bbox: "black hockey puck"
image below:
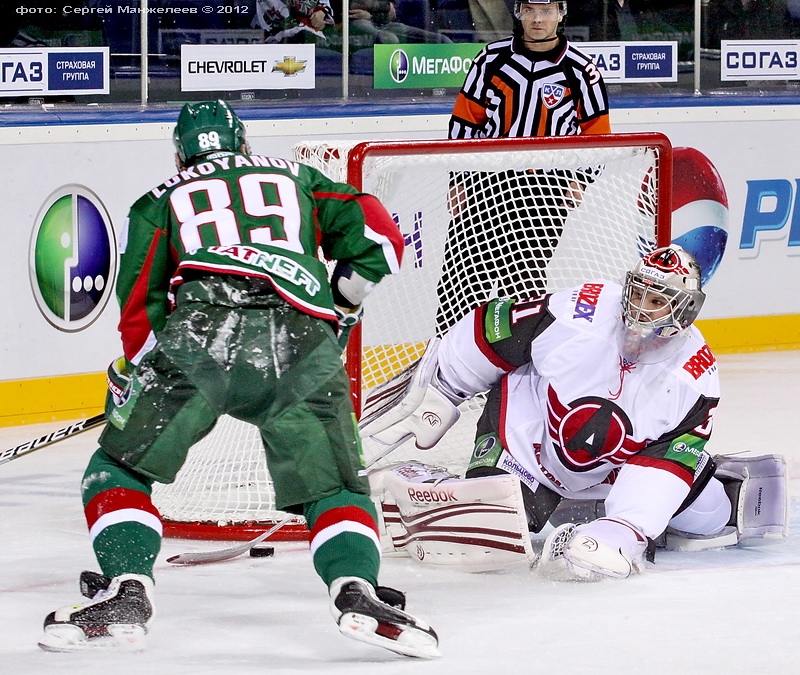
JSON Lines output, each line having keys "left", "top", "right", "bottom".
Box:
{"left": 250, "top": 545, "right": 275, "bottom": 558}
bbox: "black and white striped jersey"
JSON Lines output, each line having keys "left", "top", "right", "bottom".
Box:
{"left": 449, "top": 35, "right": 611, "bottom": 139}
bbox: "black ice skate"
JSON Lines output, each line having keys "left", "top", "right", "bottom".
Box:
{"left": 38, "top": 572, "right": 155, "bottom": 652}
{"left": 330, "top": 577, "right": 440, "bottom": 659}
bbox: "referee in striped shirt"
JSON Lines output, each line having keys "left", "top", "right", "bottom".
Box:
{"left": 436, "top": 0, "right": 611, "bottom": 334}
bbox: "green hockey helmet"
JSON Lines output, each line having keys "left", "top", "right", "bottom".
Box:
{"left": 173, "top": 100, "right": 248, "bottom": 166}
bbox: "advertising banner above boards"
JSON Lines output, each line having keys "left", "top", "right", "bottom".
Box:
{"left": 180, "top": 44, "right": 316, "bottom": 91}
{"left": 374, "top": 43, "right": 484, "bottom": 89}
{"left": 373, "top": 42, "right": 677, "bottom": 89}
{"left": 721, "top": 40, "right": 800, "bottom": 81}
{"left": 577, "top": 42, "right": 677, "bottom": 83}
{"left": 0, "top": 47, "right": 109, "bottom": 97}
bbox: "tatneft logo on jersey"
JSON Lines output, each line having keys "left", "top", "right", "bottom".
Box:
{"left": 29, "top": 185, "right": 116, "bottom": 332}
{"left": 209, "top": 245, "right": 321, "bottom": 295}
{"left": 542, "top": 83, "right": 566, "bottom": 108}
{"left": 572, "top": 282, "right": 603, "bottom": 322}
{"left": 389, "top": 49, "right": 410, "bottom": 83}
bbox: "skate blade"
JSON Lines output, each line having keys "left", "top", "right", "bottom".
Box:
{"left": 338, "top": 612, "right": 440, "bottom": 659}
{"left": 38, "top": 623, "right": 147, "bottom": 652}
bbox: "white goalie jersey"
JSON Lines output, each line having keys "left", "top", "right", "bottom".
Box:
{"left": 436, "top": 281, "right": 721, "bottom": 534}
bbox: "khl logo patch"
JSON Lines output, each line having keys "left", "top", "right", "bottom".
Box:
{"left": 542, "top": 83, "right": 566, "bottom": 108}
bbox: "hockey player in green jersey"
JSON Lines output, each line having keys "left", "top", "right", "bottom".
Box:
{"left": 39, "top": 100, "right": 439, "bottom": 659}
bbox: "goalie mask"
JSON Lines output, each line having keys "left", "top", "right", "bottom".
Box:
{"left": 173, "top": 100, "right": 249, "bottom": 168}
{"left": 618, "top": 245, "right": 706, "bottom": 364}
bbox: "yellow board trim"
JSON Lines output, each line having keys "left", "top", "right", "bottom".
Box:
{"left": 0, "top": 373, "right": 105, "bottom": 427}
{"left": 696, "top": 313, "right": 800, "bottom": 354}
{"left": 1, "top": 313, "right": 798, "bottom": 428}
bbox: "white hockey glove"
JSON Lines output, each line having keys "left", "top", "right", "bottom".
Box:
{"left": 359, "top": 338, "right": 464, "bottom": 454}
{"left": 331, "top": 262, "right": 375, "bottom": 309}
{"left": 665, "top": 453, "right": 788, "bottom": 550}
{"left": 537, "top": 518, "right": 647, "bottom": 582}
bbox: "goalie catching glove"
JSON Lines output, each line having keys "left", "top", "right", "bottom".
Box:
{"left": 359, "top": 338, "right": 465, "bottom": 453}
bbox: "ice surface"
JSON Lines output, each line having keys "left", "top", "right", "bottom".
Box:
{"left": 2, "top": 351, "right": 799, "bottom": 674}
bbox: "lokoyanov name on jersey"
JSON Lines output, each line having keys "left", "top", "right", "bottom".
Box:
{"left": 209, "top": 244, "right": 321, "bottom": 295}
{"left": 150, "top": 155, "right": 301, "bottom": 198}
{"left": 683, "top": 344, "right": 717, "bottom": 380}
{"left": 572, "top": 282, "right": 604, "bottom": 322}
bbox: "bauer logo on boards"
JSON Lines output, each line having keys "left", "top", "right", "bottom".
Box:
{"left": 28, "top": 185, "right": 116, "bottom": 332}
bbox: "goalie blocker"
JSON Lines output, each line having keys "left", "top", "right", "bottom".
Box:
{"left": 359, "top": 339, "right": 463, "bottom": 454}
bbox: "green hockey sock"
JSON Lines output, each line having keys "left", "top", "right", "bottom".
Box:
{"left": 305, "top": 490, "right": 381, "bottom": 588}
{"left": 82, "top": 449, "right": 162, "bottom": 579}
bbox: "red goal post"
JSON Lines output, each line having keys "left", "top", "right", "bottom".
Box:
{"left": 151, "top": 132, "right": 673, "bottom": 541}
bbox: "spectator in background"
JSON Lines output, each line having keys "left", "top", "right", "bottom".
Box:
{"left": 252, "top": 0, "right": 334, "bottom": 44}
{"left": 567, "top": 0, "right": 644, "bottom": 41}
{"left": 705, "top": 0, "right": 798, "bottom": 46}
{"left": 350, "top": 0, "right": 453, "bottom": 44}
{"left": 394, "top": 0, "right": 513, "bottom": 42}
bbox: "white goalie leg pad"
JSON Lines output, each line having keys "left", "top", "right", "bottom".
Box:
{"left": 372, "top": 462, "right": 535, "bottom": 572}
{"left": 358, "top": 338, "right": 462, "bottom": 450}
{"left": 537, "top": 518, "right": 647, "bottom": 582}
{"left": 369, "top": 461, "right": 460, "bottom": 555}
{"left": 666, "top": 453, "right": 788, "bottom": 550}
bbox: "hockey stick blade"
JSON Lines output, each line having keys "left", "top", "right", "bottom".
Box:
{"left": 0, "top": 413, "right": 106, "bottom": 467}
{"left": 166, "top": 514, "right": 297, "bottom": 566}
{"left": 167, "top": 436, "right": 411, "bottom": 565}
{"left": 358, "top": 434, "right": 413, "bottom": 476}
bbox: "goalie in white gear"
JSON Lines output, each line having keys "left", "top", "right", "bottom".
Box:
{"left": 361, "top": 245, "right": 787, "bottom": 579}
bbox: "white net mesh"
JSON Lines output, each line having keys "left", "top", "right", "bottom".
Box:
{"left": 151, "top": 135, "right": 668, "bottom": 536}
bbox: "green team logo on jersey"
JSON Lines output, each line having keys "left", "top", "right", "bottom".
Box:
{"left": 485, "top": 299, "right": 513, "bottom": 343}
{"left": 665, "top": 439, "right": 703, "bottom": 470}
{"left": 29, "top": 185, "right": 116, "bottom": 332}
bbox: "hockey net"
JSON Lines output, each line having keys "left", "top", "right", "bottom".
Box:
{"left": 151, "top": 134, "right": 672, "bottom": 540}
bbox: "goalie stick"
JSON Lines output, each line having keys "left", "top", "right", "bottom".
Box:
{"left": 0, "top": 413, "right": 106, "bottom": 467}
{"left": 167, "top": 438, "right": 414, "bottom": 566}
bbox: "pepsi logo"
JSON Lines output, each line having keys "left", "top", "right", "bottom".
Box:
{"left": 670, "top": 147, "right": 729, "bottom": 285}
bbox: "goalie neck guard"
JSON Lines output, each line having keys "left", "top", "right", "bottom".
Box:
{"left": 619, "top": 245, "right": 706, "bottom": 364}
{"left": 173, "top": 100, "right": 249, "bottom": 168}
